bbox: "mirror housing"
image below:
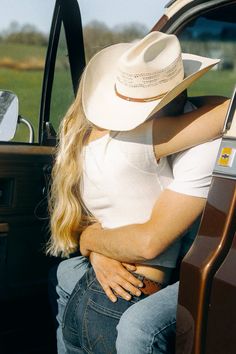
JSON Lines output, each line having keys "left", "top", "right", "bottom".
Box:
{"left": 0, "top": 90, "right": 19, "bottom": 141}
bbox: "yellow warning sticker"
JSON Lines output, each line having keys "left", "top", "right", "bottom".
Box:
{"left": 218, "top": 147, "right": 236, "bottom": 167}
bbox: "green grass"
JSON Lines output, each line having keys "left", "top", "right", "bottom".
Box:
{"left": 50, "top": 68, "right": 75, "bottom": 132}
{"left": 188, "top": 70, "right": 235, "bottom": 98}
{"left": 1, "top": 66, "right": 235, "bottom": 143}
{"left": 1, "top": 41, "right": 234, "bottom": 143}
{"left": 0, "top": 43, "right": 46, "bottom": 61}
{"left": 0, "top": 42, "right": 73, "bottom": 142}
{"left": 0, "top": 68, "right": 43, "bottom": 141}
{"left": 0, "top": 67, "right": 74, "bottom": 142}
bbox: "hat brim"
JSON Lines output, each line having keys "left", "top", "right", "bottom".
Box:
{"left": 82, "top": 43, "right": 219, "bottom": 131}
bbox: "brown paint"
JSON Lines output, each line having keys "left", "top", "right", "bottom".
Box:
{"left": 177, "top": 177, "right": 236, "bottom": 354}
{"left": 151, "top": 15, "right": 169, "bottom": 31}
{"left": 205, "top": 232, "right": 236, "bottom": 354}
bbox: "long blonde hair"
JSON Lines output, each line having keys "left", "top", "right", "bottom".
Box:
{"left": 47, "top": 77, "right": 93, "bottom": 257}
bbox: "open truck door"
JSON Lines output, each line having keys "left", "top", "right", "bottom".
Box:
{"left": 0, "top": 1, "right": 85, "bottom": 353}
{"left": 176, "top": 87, "right": 236, "bottom": 354}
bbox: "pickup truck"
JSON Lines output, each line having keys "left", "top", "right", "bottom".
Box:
{"left": 0, "top": 1, "right": 235, "bottom": 353}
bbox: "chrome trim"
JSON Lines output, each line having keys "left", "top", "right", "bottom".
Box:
{"left": 18, "top": 116, "right": 35, "bottom": 144}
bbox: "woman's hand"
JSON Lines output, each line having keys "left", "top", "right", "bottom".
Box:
{"left": 89, "top": 252, "right": 143, "bottom": 302}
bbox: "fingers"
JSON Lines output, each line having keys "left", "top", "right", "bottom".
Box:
{"left": 102, "top": 283, "right": 118, "bottom": 303}
{"left": 97, "top": 276, "right": 135, "bottom": 302}
{"left": 113, "top": 277, "right": 142, "bottom": 298}
{"left": 110, "top": 283, "right": 133, "bottom": 301}
{"left": 91, "top": 254, "right": 143, "bottom": 302}
{"left": 121, "top": 270, "right": 143, "bottom": 289}
{"left": 122, "top": 262, "right": 136, "bottom": 272}
{"left": 110, "top": 267, "right": 143, "bottom": 299}
{"left": 98, "top": 282, "right": 140, "bottom": 303}
{"left": 96, "top": 273, "right": 142, "bottom": 302}
{"left": 95, "top": 272, "right": 118, "bottom": 302}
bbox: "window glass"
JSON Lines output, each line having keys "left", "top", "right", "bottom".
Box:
{"left": 78, "top": 0, "right": 169, "bottom": 61}
{"left": 178, "top": 3, "right": 236, "bottom": 98}
{"left": 0, "top": 0, "right": 55, "bottom": 143}
{"left": 50, "top": 23, "right": 75, "bottom": 133}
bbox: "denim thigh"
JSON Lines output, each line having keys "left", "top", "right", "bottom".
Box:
{"left": 62, "top": 266, "right": 145, "bottom": 354}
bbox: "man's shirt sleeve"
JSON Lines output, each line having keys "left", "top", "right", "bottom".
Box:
{"left": 167, "top": 138, "right": 221, "bottom": 198}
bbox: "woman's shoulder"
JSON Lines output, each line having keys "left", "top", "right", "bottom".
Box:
{"left": 115, "top": 119, "right": 153, "bottom": 145}
{"left": 111, "top": 120, "right": 158, "bottom": 173}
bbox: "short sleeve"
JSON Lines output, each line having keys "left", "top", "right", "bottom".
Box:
{"left": 167, "top": 139, "right": 221, "bottom": 198}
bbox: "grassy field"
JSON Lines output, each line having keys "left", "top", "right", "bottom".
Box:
{"left": 0, "top": 43, "right": 46, "bottom": 61}
{"left": 0, "top": 66, "right": 73, "bottom": 143}
{"left": 0, "top": 67, "right": 43, "bottom": 141}
{"left": 0, "top": 42, "right": 72, "bottom": 142}
{"left": 188, "top": 70, "right": 235, "bottom": 98}
{"left": 0, "top": 42, "right": 235, "bottom": 143}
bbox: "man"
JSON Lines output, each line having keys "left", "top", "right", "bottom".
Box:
{"left": 50, "top": 31, "right": 228, "bottom": 354}
{"left": 53, "top": 99, "right": 228, "bottom": 354}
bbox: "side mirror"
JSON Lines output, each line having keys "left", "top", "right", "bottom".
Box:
{"left": 0, "top": 90, "right": 19, "bottom": 141}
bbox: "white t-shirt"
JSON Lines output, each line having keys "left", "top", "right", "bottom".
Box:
{"left": 168, "top": 139, "right": 220, "bottom": 198}
{"left": 81, "top": 116, "right": 221, "bottom": 267}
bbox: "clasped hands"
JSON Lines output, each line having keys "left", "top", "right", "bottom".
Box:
{"left": 80, "top": 223, "right": 143, "bottom": 302}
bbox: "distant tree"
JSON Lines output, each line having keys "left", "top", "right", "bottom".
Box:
{"left": 83, "top": 20, "right": 114, "bottom": 59}
{"left": 3, "top": 21, "right": 48, "bottom": 46}
{"left": 6, "top": 32, "right": 47, "bottom": 46}
{"left": 21, "top": 24, "right": 37, "bottom": 33}
{"left": 113, "top": 22, "right": 147, "bottom": 41}
{"left": 84, "top": 21, "right": 148, "bottom": 61}
{"left": 7, "top": 21, "right": 21, "bottom": 34}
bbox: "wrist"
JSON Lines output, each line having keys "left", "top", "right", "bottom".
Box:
{"left": 80, "top": 230, "right": 91, "bottom": 257}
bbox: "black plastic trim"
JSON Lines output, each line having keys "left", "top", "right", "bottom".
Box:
{"left": 60, "top": 0, "right": 86, "bottom": 94}
{"left": 39, "top": 0, "right": 85, "bottom": 145}
{"left": 39, "top": 0, "right": 62, "bottom": 145}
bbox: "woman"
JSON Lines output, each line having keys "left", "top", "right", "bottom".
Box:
{"left": 48, "top": 31, "right": 228, "bottom": 353}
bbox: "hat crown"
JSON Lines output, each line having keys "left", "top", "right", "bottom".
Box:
{"left": 82, "top": 30, "right": 219, "bottom": 131}
{"left": 116, "top": 32, "right": 184, "bottom": 100}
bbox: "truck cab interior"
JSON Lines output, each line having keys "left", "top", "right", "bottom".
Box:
{"left": 0, "top": 1, "right": 235, "bottom": 353}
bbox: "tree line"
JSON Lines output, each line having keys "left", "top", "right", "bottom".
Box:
{"left": 0, "top": 20, "right": 147, "bottom": 51}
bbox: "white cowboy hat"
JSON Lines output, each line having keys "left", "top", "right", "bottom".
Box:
{"left": 82, "top": 31, "right": 219, "bottom": 131}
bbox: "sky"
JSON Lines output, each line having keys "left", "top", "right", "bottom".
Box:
{"left": 0, "top": 0, "right": 169, "bottom": 34}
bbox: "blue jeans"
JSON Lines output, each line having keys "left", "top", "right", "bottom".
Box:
{"left": 61, "top": 265, "right": 179, "bottom": 354}
{"left": 62, "top": 266, "right": 151, "bottom": 353}
{"left": 49, "top": 256, "right": 90, "bottom": 354}
{"left": 49, "top": 224, "right": 199, "bottom": 353}
{"left": 51, "top": 256, "right": 179, "bottom": 354}
{"left": 116, "top": 281, "right": 179, "bottom": 354}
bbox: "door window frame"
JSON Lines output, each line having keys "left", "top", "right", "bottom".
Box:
{"left": 39, "top": 0, "right": 85, "bottom": 145}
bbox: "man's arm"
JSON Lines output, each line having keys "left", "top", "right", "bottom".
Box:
{"left": 80, "top": 138, "right": 220, "bottom": 262}
{"left": 153, "top": 98, "right": 229, "bottom": 160}
{"left": 80, "top": 189, "right": 205, "bottom": 262}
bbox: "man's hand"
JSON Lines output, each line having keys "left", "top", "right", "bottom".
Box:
{"left": 80, "top": 223, "right": 102, "bottom": 257}
{"left": 89, "top": 252, "right": 143, "bottom": 303}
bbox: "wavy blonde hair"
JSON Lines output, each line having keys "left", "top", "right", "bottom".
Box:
{"left": 47, "top": 77, "right": 94, "bottom": 257}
